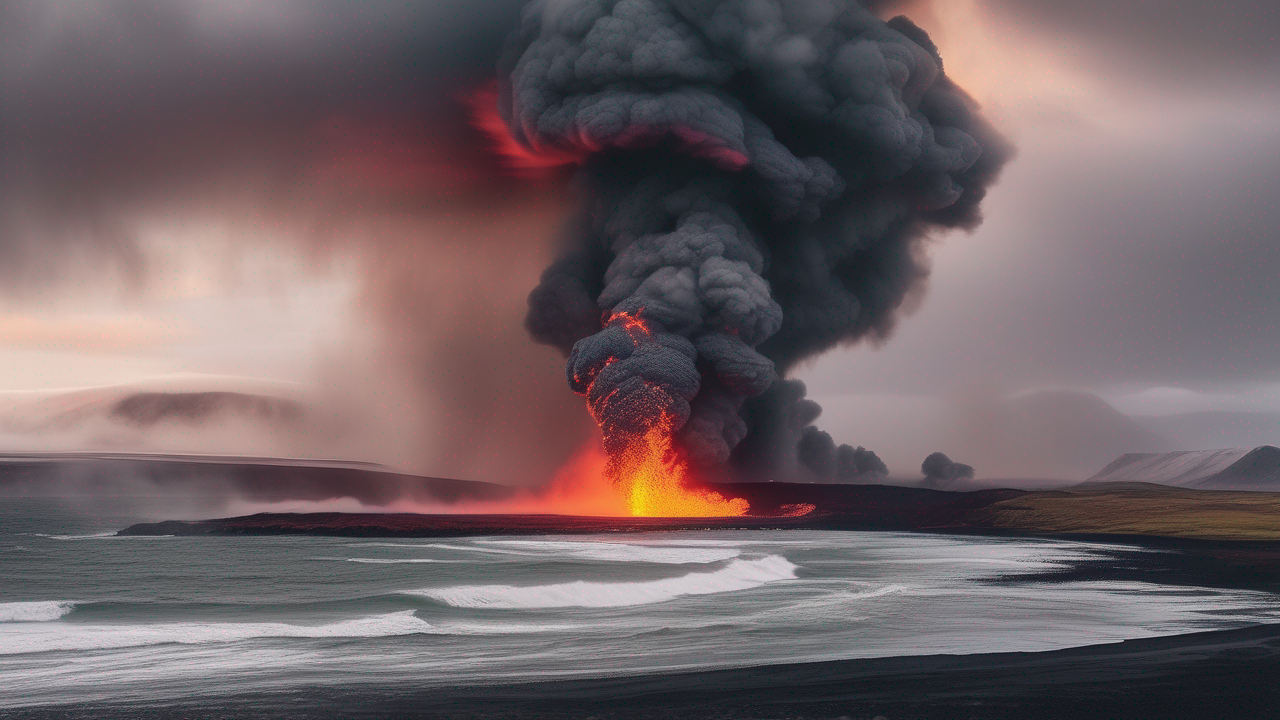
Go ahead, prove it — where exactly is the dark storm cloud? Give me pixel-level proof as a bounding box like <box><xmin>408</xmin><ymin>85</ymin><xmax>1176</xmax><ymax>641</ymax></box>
<box><xmin>0</xmin><ymin>0</ymin><xmax>603</xmax><ymax>486</ymax></box>
<box><xmin>0</xmin><ymin>0</ymin><xmax>527</xmax><ymax>290</ymax></box>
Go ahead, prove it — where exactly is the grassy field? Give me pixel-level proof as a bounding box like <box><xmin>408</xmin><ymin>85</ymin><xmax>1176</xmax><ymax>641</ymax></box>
<box><xmin>970</xmin><ymin>483</ymin><xmax>1280</xmax><ymax>541</ymax></box>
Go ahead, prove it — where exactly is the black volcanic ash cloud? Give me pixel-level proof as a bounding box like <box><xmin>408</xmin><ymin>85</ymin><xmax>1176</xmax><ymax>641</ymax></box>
<box><xmin>506</xmin><ymin>0</ymin><xmax>1011</xmax><ymax>477</ymax></box>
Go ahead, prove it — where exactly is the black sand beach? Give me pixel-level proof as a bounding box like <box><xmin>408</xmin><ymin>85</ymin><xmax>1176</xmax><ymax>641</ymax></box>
<box><xmin>8</xmin><ymin>622</ymin><xmax>1279</xmax><ymax>720</ymax></box>
<box><xmin>34</xmin><ymin>472</ymin><xmax>1280</xmax><ymax>719</ymax></box>
<box><xmin>100</xmin><ymin>499</ymin><xmax>1280</xmax><ymax>720</ymax></box>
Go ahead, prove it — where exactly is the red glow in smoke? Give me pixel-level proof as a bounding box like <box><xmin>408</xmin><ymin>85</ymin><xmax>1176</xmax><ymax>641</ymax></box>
<box><xmin>464</xmin><ymin>80</ymin><xmax>585</xmax><ymax>178</ymax></box>
<box><xmin>670</xmin><ymin>126</ymin><xmax>750</xmax><ymax>170</ymax></box>
<box><xmin>579</xmin><ymin>311</ymin><xmax>749</xmax><ymax>518</ymax></box>
<box><xmin>465</xmin><ymin>81</ymin><xmax>752</xmax><ymax>178</ymax></box>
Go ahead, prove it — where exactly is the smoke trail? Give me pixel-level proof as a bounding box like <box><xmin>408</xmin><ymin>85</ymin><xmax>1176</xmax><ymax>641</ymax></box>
<box><xmin>506</xmin><ymin>0</ymin><xmax>1011</xmax><ymax>482</ymax></box>
<box><xmin>921</xmin><ymin>451</ymin><xmax>974</xmax><ymax>486</ymax></box>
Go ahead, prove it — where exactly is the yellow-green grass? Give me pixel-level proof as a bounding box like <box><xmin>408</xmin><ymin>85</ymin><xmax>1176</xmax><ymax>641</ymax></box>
<box><xmin>969</xmin><ymin>483</ymin><xmax>1280</xmax><ymax>541</ymax></box>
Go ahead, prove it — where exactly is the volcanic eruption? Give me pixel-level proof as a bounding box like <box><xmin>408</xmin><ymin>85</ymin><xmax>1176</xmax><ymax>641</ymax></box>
<box><xmin>500</xmin><ymin>0</ymin><xmax>1011</xmax><ymax>514</ymax></box>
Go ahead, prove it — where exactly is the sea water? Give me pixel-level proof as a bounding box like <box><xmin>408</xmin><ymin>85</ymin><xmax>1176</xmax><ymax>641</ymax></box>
<box><xmin>3</xmin><ymin>496</ymin><xmax>1279</xmax><ymax>709</ymax></box>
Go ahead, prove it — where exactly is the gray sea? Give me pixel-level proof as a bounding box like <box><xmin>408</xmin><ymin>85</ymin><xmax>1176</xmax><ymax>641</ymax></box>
<box><xmin>3</xmin><ymin>496</ymin><xmax>1280</xmax><ymax>711</ymax></box>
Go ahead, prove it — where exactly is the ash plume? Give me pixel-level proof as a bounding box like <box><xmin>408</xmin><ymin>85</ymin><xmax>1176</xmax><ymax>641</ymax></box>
<box><xmin>506</xmin><ymin>0</ymin><xmax>1011</xmax><ymax>479</ymax></box>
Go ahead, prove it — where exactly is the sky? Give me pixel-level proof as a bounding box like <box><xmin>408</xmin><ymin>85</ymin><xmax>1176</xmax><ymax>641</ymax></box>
<box><xmin>0</xmin><ymin>0</ymin><xmax>1276</xmax><ymax>483</ymax></box>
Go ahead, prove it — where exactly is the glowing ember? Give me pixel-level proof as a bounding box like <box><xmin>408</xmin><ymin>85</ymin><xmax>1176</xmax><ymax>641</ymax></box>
<box><xmin>611</xmin><ymin>414</ymin><xmax>749</xmax><ymax>517</ymax></box>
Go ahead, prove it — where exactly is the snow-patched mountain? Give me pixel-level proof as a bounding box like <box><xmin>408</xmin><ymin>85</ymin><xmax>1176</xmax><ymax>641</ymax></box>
<box><xmin>1086</xmin><ymin>446</ymin><xmax>1280</xmax><ymax>490</ymax></box>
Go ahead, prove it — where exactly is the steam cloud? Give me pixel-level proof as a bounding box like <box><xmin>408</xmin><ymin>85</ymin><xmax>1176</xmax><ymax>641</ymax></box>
<box><xmin>505</xmin><ymin>0</ymin><xmax>1011</xmax><ymax>479</ymax></box>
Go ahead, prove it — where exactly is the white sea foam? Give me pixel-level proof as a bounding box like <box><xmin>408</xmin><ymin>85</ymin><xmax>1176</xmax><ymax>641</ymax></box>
<box><xmin>0</xmin><ymin>610</ymin><xmax>433</xmax><ymax>655</ymax></box>
<box><xmin>347</xmin><ymin>540</ymin><xmax>740</xmax><ymax>564</ymax></box>
<box><xmin>472</xmin><ymin>540</ymin><xmax>741</xmax><ymax>564</ymax></box>
<box><xmin>346</xmin><ymin>558</ymin><xmax>449</xmax><ymax>564</ymax></box>
<box><xmin>0</xmin><ymin>602</ymin><xmax>76</xmax><ymax>623</ymax></box>
<box><xmin>39</xmin><ymin>532</ymin><xmax>175</xmax><ymax>540</ymax></box>
<box><xmin>410</xmin><ymin>555</ymin><xmax>797</xmax><ymax>609</ymax></box>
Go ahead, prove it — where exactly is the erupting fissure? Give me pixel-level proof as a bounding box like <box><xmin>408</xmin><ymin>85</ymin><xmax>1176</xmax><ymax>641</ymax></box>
<box><xmin>615</xmin><ymin>413</ymin><xmax>749</xmax><ymax>517</ymax></box>
<box><xmin>582</xmin><ymin>312</ymin><xmax>749</xmax><ymax>517</ymax></box>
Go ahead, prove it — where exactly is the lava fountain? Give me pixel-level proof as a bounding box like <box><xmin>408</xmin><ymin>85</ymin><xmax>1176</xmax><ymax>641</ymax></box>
<box><xmin>613</xmin><ymin>414</ymin><xmax>748</xmax><ymax>517</ymax></box>
<box><xmin>578</xmin><ymin>312</ymin><xmax>748</xmax><ymax>517</ymax></box>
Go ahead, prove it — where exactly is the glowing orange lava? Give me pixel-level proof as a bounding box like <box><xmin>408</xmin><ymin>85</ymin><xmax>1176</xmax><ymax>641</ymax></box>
<box><xmin>563</xmin><ymin>310</ymin><xmax>750</xmax><ymax>517</ymax></box>
<box><xmin>610</xmin><ymin>414</ymin><xmax>749</xmax><ymax>517</ymax></box>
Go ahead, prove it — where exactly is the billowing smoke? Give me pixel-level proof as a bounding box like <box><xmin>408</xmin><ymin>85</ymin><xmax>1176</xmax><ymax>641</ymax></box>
<box><xmin>921</xmin><ymin>451</ymin><xmax>974</xmax><ymax>486</ymax></box>
<box><xmin>505</xmin><ymin>0</ymin><xmax>1011</xmax><ymax>480</ymax></box>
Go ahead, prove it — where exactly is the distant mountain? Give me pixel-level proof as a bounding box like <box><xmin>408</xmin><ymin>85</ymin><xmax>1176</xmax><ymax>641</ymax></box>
<box><xmin>950</xmin><ymin>389</ymin><xmax>1167</xmax><ymax>480</ymax></box>
<box><xmin>1199</xmin><ymin>446</ymin><xmax>1280</xmax><ymax>490</ymax></box>
<box><xmin>1086</xmin><ymin>446</ymin><xmax>1280</xmax><ymax>491</ymax></box>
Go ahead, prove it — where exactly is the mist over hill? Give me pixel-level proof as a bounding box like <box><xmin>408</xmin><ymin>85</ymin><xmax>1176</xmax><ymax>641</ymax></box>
<box><xmin>1132</xmin><ymin>411</ymin><xmax>1280</xmax><ymax>451</ymax></box>
<box><xmin>0</xmin><ymin>377</ymin><xmax>366</xmax><ymax>465</ymax></box>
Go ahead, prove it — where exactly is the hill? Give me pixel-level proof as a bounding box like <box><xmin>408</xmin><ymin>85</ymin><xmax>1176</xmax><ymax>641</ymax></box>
<box><xmin>1086</xmin><ymin>446</ymin><xmax>1280</xmax><ymax>490</ymax></box>
<box><xmin>0</xmin><ymin>452</ymin><xmax>514</xmax><ymax>506</ymax></box>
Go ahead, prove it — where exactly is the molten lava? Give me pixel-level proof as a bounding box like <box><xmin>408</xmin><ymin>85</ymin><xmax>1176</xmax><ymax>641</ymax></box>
<box><xmin>611</xmin><ymin>413</ymin><xmax>749</xmax><ymax>517</ymax></box>
<box><xmin>576</xmin><ymin>310</ymin><xmax>749</xmax><ymax>518</ymax></box>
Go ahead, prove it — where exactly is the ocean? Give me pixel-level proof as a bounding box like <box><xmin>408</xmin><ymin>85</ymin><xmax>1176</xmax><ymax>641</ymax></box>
<box><xmin>3</xmin><ymin>496</ymin><xmax>1279</xmax><ymax>711</ymax></box>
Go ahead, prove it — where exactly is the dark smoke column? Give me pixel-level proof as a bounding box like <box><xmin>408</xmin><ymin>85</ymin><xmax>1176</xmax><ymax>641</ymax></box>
<box><xmin>504</xmin><ymin>0</ymin><xmax>1011</xmax><ymax>482</ymax></box>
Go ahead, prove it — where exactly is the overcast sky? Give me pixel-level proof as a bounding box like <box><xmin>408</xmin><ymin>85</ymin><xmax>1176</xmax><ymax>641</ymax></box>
<box><xmin>0</xmin><ymin>0</ymin><xmax>1275</xmax><ymax>481</ymax></box>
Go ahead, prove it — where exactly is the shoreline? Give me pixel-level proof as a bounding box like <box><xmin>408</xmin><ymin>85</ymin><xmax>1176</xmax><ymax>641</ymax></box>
<box><xmin>117</xmin><ymin>480</ymin><xmax>1280</xmax><ymax>543</ymax></box>
<box><xmin>8</xmin><ymin>623</ymin><xmax>1280</xmax><ymax>719</ymax></box>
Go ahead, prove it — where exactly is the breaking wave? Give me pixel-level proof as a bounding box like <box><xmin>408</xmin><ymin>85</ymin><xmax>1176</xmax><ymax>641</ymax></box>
<box><xmin>0</xmin><ymin>602</ymin><xmax>77</xmax><ymax>623</ymax></box>
<box><xmin>345</xmin><ymin>540</ymin><xmax>741</xmax><ymax>564</ymax></box>
<box><xmin>410</xmin><ymin>555</ymin><xmax>797</xmax><ymax>609</ymax></box>
<box><xmin>345</xmin><ymin>558</ymin><xmax>455</xmax><ymax>564</ymax></box>
<box><xmin>0</xmin><ymin>610</ymin><xmax>433</xmax><ymax>655</ymax></box>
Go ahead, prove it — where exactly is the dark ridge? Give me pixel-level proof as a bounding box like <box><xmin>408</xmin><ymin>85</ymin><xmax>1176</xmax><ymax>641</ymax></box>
<box><xmin>0</xmin><ymin>454</ymin><xmax>515</xmax><ymax>506</ymax></box>
<box><xmin>1199</xmin><ymin>445</ymin><xmax>1280</xmax><ymax>489</ymax></box>
<box><xmin>117</xmin><ymin>479</ymin><xmax>1280</xmax><ymax>544</ymax></box>
<box><xmin>116</xmin><ymin>484</ymin><xmax>1026</xmax><ymax>537</ymax></box>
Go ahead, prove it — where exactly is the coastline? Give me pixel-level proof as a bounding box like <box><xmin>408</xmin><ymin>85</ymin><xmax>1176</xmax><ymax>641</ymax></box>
<box><xmin>8</xmin><ymin>623</ymin><xmax>1279</xmax><ymax>719</ymax></box>
<box><xmin>117</xmin><ymin>481</ymin><xmax>1280</xmax><ymax>543</ymax></box>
